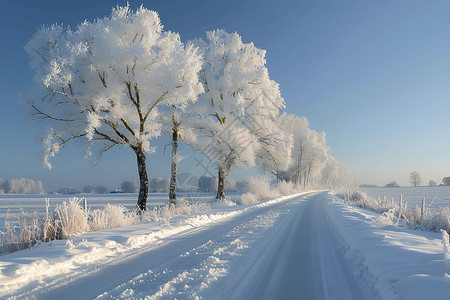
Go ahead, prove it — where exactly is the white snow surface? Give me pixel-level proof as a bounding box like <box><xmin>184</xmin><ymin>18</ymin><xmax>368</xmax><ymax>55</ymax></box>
<box><xmin>1</xmin><ymin>192</ymin><xmax>449</xmax><ymax>299</ymax></box>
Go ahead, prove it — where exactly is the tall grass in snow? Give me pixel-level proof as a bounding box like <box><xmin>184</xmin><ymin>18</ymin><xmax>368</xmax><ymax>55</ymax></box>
<box><xmin>1</xmin><ymin>179</ymin><xmax>304</xmax><ymax>254</ymax></box>
<box><xmin>0</xmin><ymin>197</ymin><xmax>213</xmax><ymax>255</ymax></box>
<box><xmin>335</xmin><ymin>190</ymin><xmax>450</xmax><ymax>234</ymax></box>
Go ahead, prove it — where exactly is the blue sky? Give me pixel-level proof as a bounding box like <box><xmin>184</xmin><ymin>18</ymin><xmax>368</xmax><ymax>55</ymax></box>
<box><xmin>1</xmin><ymin>0</ymin><xmax>449</xmax><ymax>191</ymax></box>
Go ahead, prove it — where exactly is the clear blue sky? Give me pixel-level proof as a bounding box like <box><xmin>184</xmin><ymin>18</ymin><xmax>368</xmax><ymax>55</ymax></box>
<box><xmin>1</xmin><ymin>0</ymin><xmax>449</xmax><ymax>191</ymax></box>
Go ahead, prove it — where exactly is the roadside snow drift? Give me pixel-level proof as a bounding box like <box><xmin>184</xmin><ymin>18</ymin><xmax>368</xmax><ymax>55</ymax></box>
<box><xmin>325</xmin><ymin>194</ymin><xmax>450</xmax><ymax>299</ymax></box>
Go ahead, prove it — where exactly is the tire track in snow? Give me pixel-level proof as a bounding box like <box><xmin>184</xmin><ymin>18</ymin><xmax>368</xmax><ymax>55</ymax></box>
<box><xmin>98</xmin><ymin>209</ymin><xmax>287</xmax><ymax>299</ymax></box>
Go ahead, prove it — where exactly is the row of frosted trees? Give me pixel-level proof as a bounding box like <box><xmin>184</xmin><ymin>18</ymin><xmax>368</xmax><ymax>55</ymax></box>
<box><xmin>25</xmin><ymin>5</ymin><xmax>355</xmax><ymax>210</ymax></box>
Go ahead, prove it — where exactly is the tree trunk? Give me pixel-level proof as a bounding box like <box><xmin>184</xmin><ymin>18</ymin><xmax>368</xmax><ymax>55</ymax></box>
<box><xmin>216</xmin><ymin>166</ymin><xmax>225</xmax><ymax>200</ymax></box>
<box><xmin>307</xmin><ymin>164</ymin><xmax>312</xmax><ymax>185</ymax></box>
<box><xmin>303</xmin><ymin>170</ymin><xmax>307</xmax><ymax>188</ymax></box>
<box><xmin>169</xmin><ymin>125</ymin><xmax>178</xmax><ymax>205</ymax></box>
<box><xmin>136</xmin><ymin>150</ymin><xmax>149</xmax><ymax>211</ymax></box>
<box><xmin>295</xmin><ymin>153</ymin><xmax>302</xmax><ymax>186</ymax></box>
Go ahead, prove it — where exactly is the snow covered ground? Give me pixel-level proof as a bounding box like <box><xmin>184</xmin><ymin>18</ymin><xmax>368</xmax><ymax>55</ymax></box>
<box><xmin>360</xmin><ymin>186</ymin><xmax>450</xmax><ymax>210</ymax></box>
<box><xmin>1</xmin><ymin>192</ymin><xmax>449</xmax><ymax>299</ymax></box>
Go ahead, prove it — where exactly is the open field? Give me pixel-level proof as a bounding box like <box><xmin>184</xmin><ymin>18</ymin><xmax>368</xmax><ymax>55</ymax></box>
<box><xmin>360</xmin><ymin>186</ymin><xmax>450</xmax><ymax>210</ymax></box>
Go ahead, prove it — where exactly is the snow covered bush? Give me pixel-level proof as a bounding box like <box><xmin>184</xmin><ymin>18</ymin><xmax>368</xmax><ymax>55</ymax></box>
<box><xmin>423</xmin><ymin>208</ymin><xmax>450</xmax><ymax>233</ymax></box>
<box><xmin>275</xmin><ymin>181</ymin><xmax>300</xmax><ymax>196</ymax></box>
<box><xmin>237</xmin><ymin>177</ymin><xmax>279</xmax><ymax>205</ymax></box>
<box><xmin>91</xmin><ymin>204</ymin><xmax>137</xmax><ymax>231</ymax></box>
<box><xmin>335</xmin><ymin>190</ymin><xmax>392</xmax><ymax>213</ymax></box>
<box><xmin>0</xmin><ymin>210</ymin><xmax>43</xmax><ymax>253</ymax></box>
<box><xmin>239</xmin><ymin>193</ymin><xmax>259</xmax><ymax>205</ymax></box>
<box><xmin>140</xmin><ymin>200</ymin><xmax>212</xmax><ymax>223</ymax></box>
<box><xmin>55</xmin><ymin>198</ymin><xmax>90</xmax><ymax>238</ymax></box>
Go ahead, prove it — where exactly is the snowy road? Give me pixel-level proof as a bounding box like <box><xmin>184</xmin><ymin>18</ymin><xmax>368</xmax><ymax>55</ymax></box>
<box><xmin>9</xmin><ymin>192</ymin><xmax>369</xmax><ymax>299</ymax></box>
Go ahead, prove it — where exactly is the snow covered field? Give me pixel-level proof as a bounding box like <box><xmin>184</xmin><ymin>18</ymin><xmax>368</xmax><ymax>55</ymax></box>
<box><xmin>1</xmin><ymin>191</ymin><xmax>449</xmax><ymax>299</ymax></box>
<box><xmin>0</xmin><ymin>192</ymin><xmax>238</xmax><ymax>216</ymax></box>
<box><xmin>0</xmin><ymin>192</ymin><xmax>240</xmax><ymax>232</ymax></box>
<box><xmin>360</xmin><ymin>186</ymin><xmax>450</xmax><ymax>210</ymax></box>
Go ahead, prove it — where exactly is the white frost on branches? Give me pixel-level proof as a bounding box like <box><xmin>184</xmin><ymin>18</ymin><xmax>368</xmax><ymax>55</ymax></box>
<box><xmin>190</xmin><ymin>29</ymin><xmax>285</xmax><ymax>174</ymax></box>
<box><xmin>25</xmin><ymin>4</ymin><xmax>203</xmax><ymax>168</ymax></box>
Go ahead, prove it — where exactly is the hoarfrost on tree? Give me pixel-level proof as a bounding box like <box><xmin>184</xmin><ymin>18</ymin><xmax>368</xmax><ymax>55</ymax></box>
<box><xmin>25</xmin><ymin>4</ymin><xmax>203</xmax><ymax>210</ymax></box>
<box><xmin>189</xmin><ymin>29</ymin><xmax>285</xmax><ymax>199</ymax></box>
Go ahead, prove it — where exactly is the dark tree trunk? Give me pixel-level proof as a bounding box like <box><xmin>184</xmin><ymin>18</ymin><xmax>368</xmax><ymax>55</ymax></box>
<box><xmin>307</xmin><ymin>164</ymin><xmax>312</xmax><ymax>185</ymax></box>
<box><xmin>303</xmin><ymin>170</ymin><xmax>307</xmax><ymax>188</ymax></box>
<box><xmin>169</xmin><ymin>125</ymin><xmax>178</xmax><ymax>205</ymax></box>
<box><xmin>216</xmin><ymin>166</ymin><xmax>225</xmax><ymax>200</ymax></box>
<box><xmin>295</xmin><ymin>153</ymin><xmax>302</xmax><ymax>186</ymax></box>
<box><xmin>136</xmin><ymin>150</ymin><xmax>149</xmax><ymax>211</ymax></box>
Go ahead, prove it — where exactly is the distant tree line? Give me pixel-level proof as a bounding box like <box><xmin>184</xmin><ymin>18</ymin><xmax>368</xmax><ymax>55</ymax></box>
<box><xmin>385</xmin><ymin>181</ymin><xmax>400</xmax><ymax>188</ymax></box>
<box><xmin>384</xmin><ymin>173</ymin><xmax>450</xmax><ymax>188</ymax></box>
<box><xmin>0</xmin><ymin>178</ymin><xmax>45</xmax><ymax>194</ymax></box>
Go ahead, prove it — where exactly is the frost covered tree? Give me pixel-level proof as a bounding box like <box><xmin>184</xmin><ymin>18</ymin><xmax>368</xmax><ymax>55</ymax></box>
<box><xmin>274</xmin><ymin>113</ymin><xmax>309</xmax><ymax>182</ymax></box>
<box><xmin>296</xmin><ymin>129</ymin><xmax>328</xmax><ymax>187</ymax></box>
<box><xmin>386</xmin><ymin>181</ymin><xmax>400</xmax><ymax>187</ymax></box>
<box><xmin>149</xmin><ymin>177</ymin><xmax>170</xmax><ymax>192</ymax></box>
<box><xmin>410</xmin><ymin>171</ymin><xmax>422</xmax><ymax>187</ymax></box>
<box><xmin>83</xmin><ymin>185</ymin><xmax>108</xmax><ymax>194</ymax></box>
<box><xmin>0</xmin><ymin>178</ymin><xmax>45</xmax><ymax>194</ymax></box>
<box><xmin>190</xmin><ymin>30</ymin><xmax>284</xmax><ymax>199</ymax></box>
<box><xmin>320</xmin><ymin>156</ymin><xmax>357</xmax><ymax>189</ymax></box>
<box><xmin>270</xmin><ymin>112</ymin><xmax>327</xmax><ymax>186</ymax></box>
<box><xmin>121</xmin><ymin>180</ymin><xmax>138</xmax><ymax>193</ymax></box>
<box><xmin>255</xmin><ymin>112</ymin><xmax>294</xmax><ymax>181</ymax></box>
<box><xmin>25</xmin><ymin>5</ymin><xmax>203</xmax><ymax>210</ymax></box>
<box><xmin>443</xmin><ymin>177</ymin><xmax>450</xmax><ymax>186</ymax></box>
<box><xmin>159</xmin><ymin>105</ymin><xmax>197</xmax><ymax>204</ymax></box>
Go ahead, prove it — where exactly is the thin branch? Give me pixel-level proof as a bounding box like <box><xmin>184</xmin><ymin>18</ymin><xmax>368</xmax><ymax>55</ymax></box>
<box><xmin>120</xmin><ymin>118</ymin><xmax>135</xmax><ymax>136</ymax></box>
<box><xmin>143</xmin><ymin>91</ymin><xmax>168</xmax><ymax>122</ymax></box>
<box><xmin>31</xmin><ymin>104</ymin><xmax>77</xmax><ymax>122</ymax></box>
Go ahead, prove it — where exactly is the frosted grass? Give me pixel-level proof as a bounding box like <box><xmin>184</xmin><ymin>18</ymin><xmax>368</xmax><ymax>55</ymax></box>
<box><xmin>360</xmin><ymin>186</ymin><xmax>450</xmax><ymax>210</ymax></box>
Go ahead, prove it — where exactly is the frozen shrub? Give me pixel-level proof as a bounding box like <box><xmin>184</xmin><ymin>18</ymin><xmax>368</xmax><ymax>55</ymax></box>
<box><xmin>335</xmin><ymin>190</ymin><xmax>392</xmax><ymax>213</ymax></box>
<box><xmin>240</xmin><ymin>177</ymin><xmax>278</xmax><ymax>203</ymax></box>
<box><xmin>404</xmin><ymin>206</ymin><xmax>422</xmax><ymax>227</ymax></box>
<box><xmin>0</xmin><ymin>210</ymin><xmax>44</xmax><ymax>253</ymax></box>
<box><xmin>275</xmin><ymin>181</ymin><xmax>300</xmax><ymax>196</ymax></box>
<box><xmin>238</xmin><ymin>193</ymin><xmax>258</xmax><ymax>205</ymax></box>
<box><xmin>55</xmin><ymin>198</ymin><xmax>90</xmax><ymax>238</ymax></box>
<box><xmin>425</xmin><ymin>208</ymin><xmax>450</xmax><ymax>233</ymax></box>
<box><xmin>374</xmin><ymin>209</ymin><xmax>396</xmax><ymax>227</ymax></box>
<box><xmin>174</xmin><ymin>199</ymin><xmax>191</xmax><ymax>215</ymax></box>
<box><xmin>91</xmin><ymin>204</ymin><xmax>136</xmax><ymax>231</ymax></box>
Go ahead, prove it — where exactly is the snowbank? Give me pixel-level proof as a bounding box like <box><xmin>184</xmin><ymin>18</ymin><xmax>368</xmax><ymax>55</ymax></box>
<box><xmin>325</xmin><ymin>194</ymin><xmax>450</xmax><ymax>299</ymax></box>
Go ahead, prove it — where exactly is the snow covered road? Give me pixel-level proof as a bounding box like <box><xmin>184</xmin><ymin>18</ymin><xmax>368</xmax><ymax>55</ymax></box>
<box><xmin>4</xmin><ymin>192</ymin><xmax>370</xmax><ymax>299</ymax></box>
